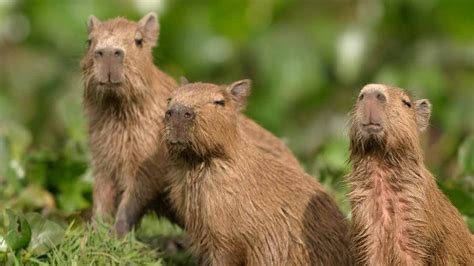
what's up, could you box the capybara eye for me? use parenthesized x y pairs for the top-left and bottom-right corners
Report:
(402, 99), (412, 108)
(135, 38), (143, 47)
(213, 100), (225, 106)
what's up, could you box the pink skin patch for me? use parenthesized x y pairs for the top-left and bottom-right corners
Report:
(361, 165), (418, 265)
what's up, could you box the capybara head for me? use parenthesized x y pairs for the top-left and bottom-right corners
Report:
(164, 80), (251, 159)
(81, 12), (159, 96)
(349, 84), (431, 155)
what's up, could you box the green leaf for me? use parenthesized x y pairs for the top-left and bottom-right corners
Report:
(24, 212), (65, 256)
(3, 210), (31, 251)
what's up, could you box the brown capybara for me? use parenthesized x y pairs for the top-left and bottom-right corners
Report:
(163, 81), (352, 265)
(81, 13), (301, 236)
(347, 84), (474, 265)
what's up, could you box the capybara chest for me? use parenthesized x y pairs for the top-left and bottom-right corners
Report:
(354, 167), (420, 265)
(90, 118), (162, 178)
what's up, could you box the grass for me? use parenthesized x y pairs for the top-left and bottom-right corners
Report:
(0, 212), (195, 265)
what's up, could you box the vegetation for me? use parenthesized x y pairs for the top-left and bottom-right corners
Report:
(0, 0), (472, 264)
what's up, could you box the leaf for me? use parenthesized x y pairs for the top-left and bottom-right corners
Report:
(3, 210), (31, 251)
(24, 212), (65, 256)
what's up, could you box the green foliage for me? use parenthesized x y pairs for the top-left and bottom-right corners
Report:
(45, 221), (162, 265)
(0, 209), (65, 264)
(2, 210), (32, 253)
(0, 0), (472, 263)
(0, 211), (163, 265)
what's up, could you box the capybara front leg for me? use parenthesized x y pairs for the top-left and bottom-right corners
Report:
(92, 173), (117, 226)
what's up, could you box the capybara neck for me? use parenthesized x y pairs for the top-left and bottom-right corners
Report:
(349, 141), (426, 184)
(168, 129), (241, 168)
(349, 125), (425, 171)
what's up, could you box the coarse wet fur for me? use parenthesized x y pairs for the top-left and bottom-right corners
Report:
(81, 14), (301, 236)
(164, 81), (352, 265)
(347, 84), (474, 265)
(81, 13), (179, 236)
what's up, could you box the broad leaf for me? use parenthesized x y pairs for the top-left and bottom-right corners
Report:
(24, 212), (65, 256)
(3, 210), (31, 251)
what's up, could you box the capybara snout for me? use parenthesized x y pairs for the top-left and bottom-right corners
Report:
(93, 46), (125, 84)
(165, 103), (196, 145)
(357, 85), (387, 134)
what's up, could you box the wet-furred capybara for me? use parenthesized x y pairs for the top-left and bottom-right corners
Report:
(347, 84), (474, 265)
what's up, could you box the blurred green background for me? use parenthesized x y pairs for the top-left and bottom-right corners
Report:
(0, 0), (473, 262)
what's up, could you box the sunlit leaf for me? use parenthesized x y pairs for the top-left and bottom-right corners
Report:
(24, 212), (65, 256)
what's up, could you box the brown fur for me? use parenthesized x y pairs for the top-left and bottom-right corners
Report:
(164, 82), (352, 265)
(81, 14), (301, 236)
(347, 84), (474, 265)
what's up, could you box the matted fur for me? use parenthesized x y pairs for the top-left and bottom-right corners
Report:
(164, 83), (352, 265)
(81, 14), (301, 236)
(347, 84), (474, 265)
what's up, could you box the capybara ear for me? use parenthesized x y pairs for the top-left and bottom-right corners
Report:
(180, 76), (189, 86)
(415, 99), (431, 132)
(138, 12), (159, 47)
(88, 15), (101, 33)
(226, 79), (252, 110)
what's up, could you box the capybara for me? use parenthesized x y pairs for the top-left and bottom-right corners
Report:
(347, 84), (474, 265)
(163, 81), (352, 265)
(81, 13), (301, 236)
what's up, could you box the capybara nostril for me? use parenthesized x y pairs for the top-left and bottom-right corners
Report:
(95, 49), (103, 58)
(168, 104), (195, 122)
(376, 92), (386, 102)
(94, 47), (124, 60)
(184, 111), (194, 120)
(165, 110), (173, 120)
(114, 49), (124, 58)
(359, 93), (365, 101)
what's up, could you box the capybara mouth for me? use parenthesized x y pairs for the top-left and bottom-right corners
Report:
(166, 139), (196, 158)
(167, 139), (191, 147)
(362, 123), (383, 134)
(165, 135), (192, 151)
(98, 81), (122, 87)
